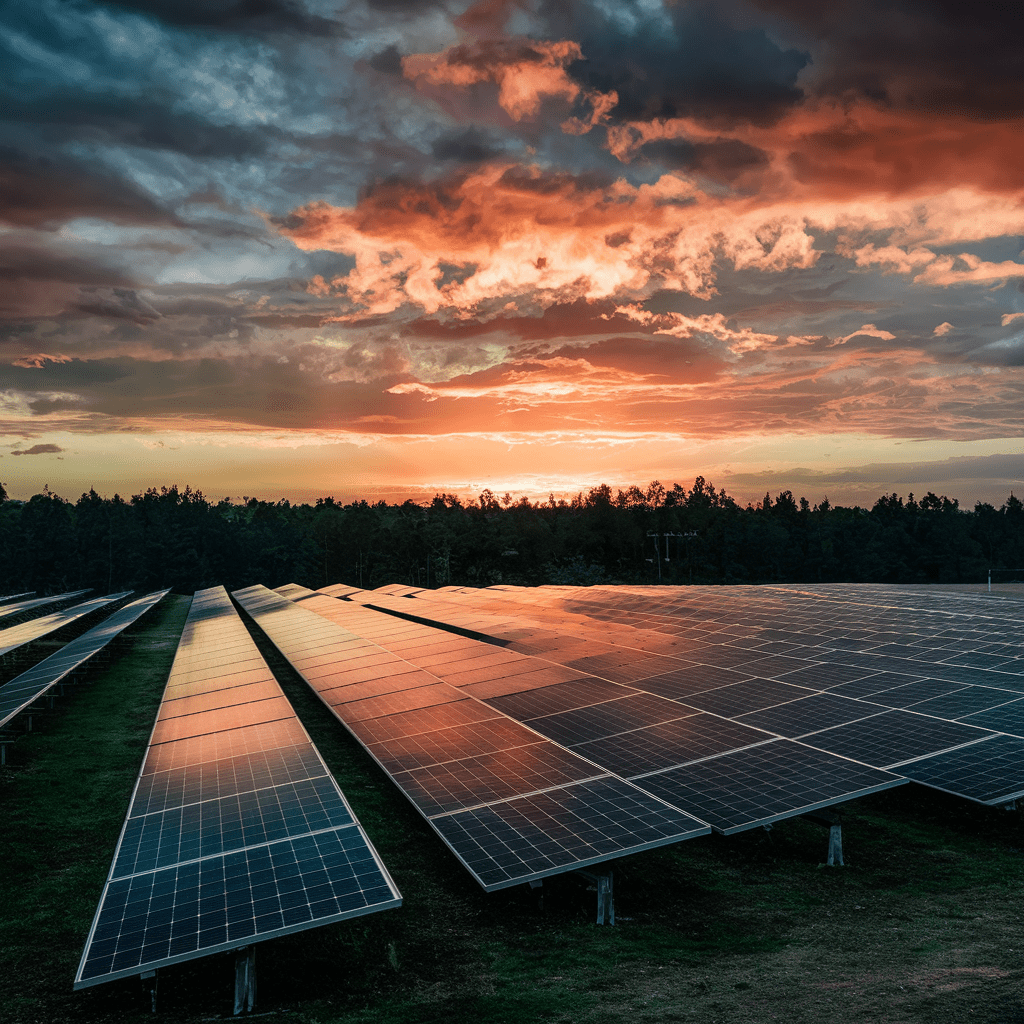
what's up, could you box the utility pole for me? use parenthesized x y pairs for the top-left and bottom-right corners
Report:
(647, 532), (686, 583)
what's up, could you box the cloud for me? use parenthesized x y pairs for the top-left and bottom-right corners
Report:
(837, 324), (896, 344)
(402, 37), (614, 126)
(913, 255), (1024, 288)
(746, 0), (1024, 119)
(933, 322), (953, 336)
(613, 303), (778, 354)
(276, 163), (829, 317)
(0, 150), (177, 230)
(543, 0), (809, 127)
(98, 0), (345, 36)
(11, 443), (63, 456)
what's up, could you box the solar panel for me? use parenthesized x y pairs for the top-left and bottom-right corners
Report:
(902, 685), (1022, 720)
(0, 589), (90, 624)
(232, 585), (711, 889)
(897, 734), (1024, 805)
(275, 587), (912, 841)
(390, 582), (1023, 810)
(572, 714), (774, 778)
(959, 699), (1024, 736)
(75, 587), (400, 990)
(631, 740), (904, 834)
(0, 590), (170, 730)
(735, 693), (888, 738)
(0, 592), (130, 661)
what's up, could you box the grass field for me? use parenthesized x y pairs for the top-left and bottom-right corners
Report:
(1, 592), (1023, 1023)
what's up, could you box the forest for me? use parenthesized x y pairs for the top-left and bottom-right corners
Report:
(1, 478), (1022, 595)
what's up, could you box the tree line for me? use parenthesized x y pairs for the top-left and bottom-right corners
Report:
(1, 478), (1022, 595)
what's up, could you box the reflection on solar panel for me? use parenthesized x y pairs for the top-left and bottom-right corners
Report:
(0, 592), (34, 605)
(0, 589), (91, 624)
(0, 592), (130, 660)
(0, 590), (170, 730)
(255, 587), (916, 860)
(297, 587), (904, 826)
(388, 582), (1024, 806)
(75, 586), (400, 991)
(232, 585), (711, 891)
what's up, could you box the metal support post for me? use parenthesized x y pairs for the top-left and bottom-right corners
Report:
(234, 945), (256, 1015)
(140, 969), (158, 1013)
(576, 869), (615, 925)
(528, 877), (544, 910)
(802, 809), (844, 866)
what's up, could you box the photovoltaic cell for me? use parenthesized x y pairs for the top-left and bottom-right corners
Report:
(899, 686), (1019, 720)
(679, 677), (815, 717)
(959, 699), (1024, 736)
(483, 678), (637, 720)
(760, 708), (993, 771)
(0, 589), (89, 623)
(523, 693), (693, 746)
(75, 587), (400, 990)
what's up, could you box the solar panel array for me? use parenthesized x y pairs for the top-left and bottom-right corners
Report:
(233, 585), (712, 891)
(0, 590), (171, 730)
(383, 582), (1024, 807)
(75, 586), (401, 990)
(0, 592), (130, 661)
(284, 586), (904, 839)
(0, 589), (91, 625)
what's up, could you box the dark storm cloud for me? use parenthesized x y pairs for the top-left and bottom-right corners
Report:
(431, 128), (502, 163)
(748, 0), (1024, 117)
(540, 0), (809, 126)
(0, 150), (177, 230)
(0, 235), (139, 289)
(368, 44), (405, 75)
(639, 138), (769, 182)
(98, 0), (345, 36)
(6, 95), (275, 160)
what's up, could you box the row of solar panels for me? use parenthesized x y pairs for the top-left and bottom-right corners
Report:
(66, 580), (1024, 994)
(0, 590), (169, 731)
(367, 581), (1024, 806)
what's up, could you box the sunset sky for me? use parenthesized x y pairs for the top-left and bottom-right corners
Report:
(2, 0), (1023, 506)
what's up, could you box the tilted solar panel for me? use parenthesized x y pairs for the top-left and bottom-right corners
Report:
(390, 583), (1024, 806)
(267, 586), (909, 842)
(0, 589), (171, 730)
(75, 586), (400, 990)
(232, 585), (710, 891)
(0, 590), (90, 624)
(0, 592), (130, 659)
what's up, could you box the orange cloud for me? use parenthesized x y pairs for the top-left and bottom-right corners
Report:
(402, 38), (616, 129)
(605, 103), (1024, 199)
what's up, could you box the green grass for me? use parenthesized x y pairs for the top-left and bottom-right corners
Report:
(1, 596), (1023, 1023)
